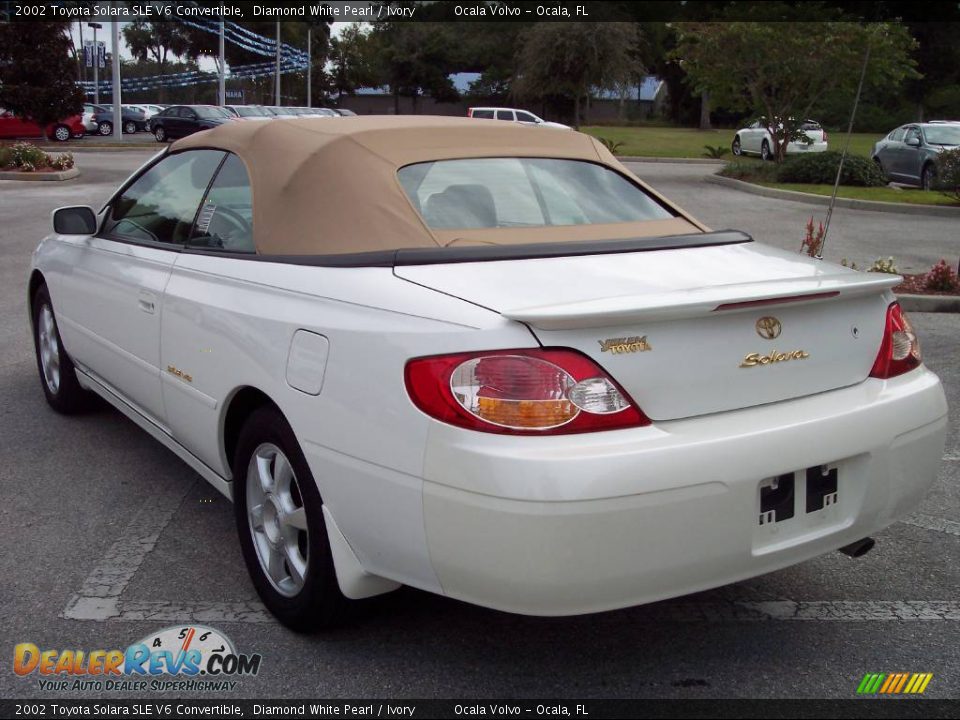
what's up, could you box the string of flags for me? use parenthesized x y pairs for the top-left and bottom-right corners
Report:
(78, 15), (311, 94)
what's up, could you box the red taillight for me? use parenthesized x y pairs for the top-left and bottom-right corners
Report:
(869, 302), (921, 379)
(405, 348), (650, 435)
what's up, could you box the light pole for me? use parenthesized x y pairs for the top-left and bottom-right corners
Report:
(218, 20), (225, 106)
(275, 22), (281, 106)
(88, 22), (102, 104)
(111, 20), (122, 140)
(307, 25), (312, 108)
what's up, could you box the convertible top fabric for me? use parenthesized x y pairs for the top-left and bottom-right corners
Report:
(171, 116), (705, 256)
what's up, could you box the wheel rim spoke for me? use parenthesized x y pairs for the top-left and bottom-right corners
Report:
(284, 544), (307, 588)
(249, 503), (265, 531)
(266, 546), (287, 584)
(255, 451), (276, 493)
(273, 453), (293, 496)
(284, 506), (308, 531)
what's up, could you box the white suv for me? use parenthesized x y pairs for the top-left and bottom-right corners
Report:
(468, 107), (570, 130)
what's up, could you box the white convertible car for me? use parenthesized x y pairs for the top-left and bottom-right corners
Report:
(30, 117), (946, 630)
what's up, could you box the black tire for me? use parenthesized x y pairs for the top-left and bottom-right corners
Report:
(98, 121), (112, 136)
(154, 126), (167, 143)
(123, 121), (137, 135)
(731, 137), (742, 156)
(32, 284), (90, 414)
(233, 405), (348, 631)
(760, 140), (771, 161)
(922, 163), (937, 191)
(51, 124), (71, 142)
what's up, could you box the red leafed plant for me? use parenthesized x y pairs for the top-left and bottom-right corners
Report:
(800, 216), (826, 257)
(924, 259), (959, 292)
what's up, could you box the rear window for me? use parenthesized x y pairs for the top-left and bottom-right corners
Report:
(470, 110), (494, 119)
(398, 158), (674, 229)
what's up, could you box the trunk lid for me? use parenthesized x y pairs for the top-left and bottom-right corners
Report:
(395, 238), (896, 420)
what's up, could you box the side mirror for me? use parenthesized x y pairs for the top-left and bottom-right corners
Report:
(53, 206), (98, 235)
(906, 137), (921, 147)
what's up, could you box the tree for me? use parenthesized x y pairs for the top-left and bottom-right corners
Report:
(369, 22), (459, 113)
(0, 22), (84, 133)
(123, 18), (193, 102)
(512, 23), (644, 129)
(672, 5), (918, 161)
(329, 24), (380, 99)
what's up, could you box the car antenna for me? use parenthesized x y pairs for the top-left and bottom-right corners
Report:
(817, 38), (871, 260)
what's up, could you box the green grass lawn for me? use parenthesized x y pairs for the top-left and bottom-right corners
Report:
(757, 182), (960, 206)
(581, 125), (882, 160)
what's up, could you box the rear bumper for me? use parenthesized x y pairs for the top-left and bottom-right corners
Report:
(787, 140), (828, 154)
(421, 368), (947, 615)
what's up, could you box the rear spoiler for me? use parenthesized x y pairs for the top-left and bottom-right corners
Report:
(187, 229), (753, 268)
(503, 273), (900, 330)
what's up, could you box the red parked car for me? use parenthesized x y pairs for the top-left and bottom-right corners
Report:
(0, 110), (86, 142)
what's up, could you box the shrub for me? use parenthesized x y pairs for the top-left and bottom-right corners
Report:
(935, 148), (960, 201)
(703, 145), (730, 159)
(799, 216), (825, 257)
(867, 257), (899, 274)
(0, 146), (12, 169)
(9, 141), (49, 169)
(51, 152), (74, 171)
(924, 259), (959, 292)
(776, 151), (886, 187)
(596, 137), (624, 154)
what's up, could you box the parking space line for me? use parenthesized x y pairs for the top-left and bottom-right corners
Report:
(902, 513), (960, 537)
(61, 479), (197, 621)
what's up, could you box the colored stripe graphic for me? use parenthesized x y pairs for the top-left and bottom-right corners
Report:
(858, 672), (933, 694)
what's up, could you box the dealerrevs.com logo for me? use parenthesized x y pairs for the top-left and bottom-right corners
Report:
(13, 625), (262, 692)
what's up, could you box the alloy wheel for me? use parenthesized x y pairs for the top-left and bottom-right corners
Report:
(246, 443), (310, 598)
(37, 304), (61, 395)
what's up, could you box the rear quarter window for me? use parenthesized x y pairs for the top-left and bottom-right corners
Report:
(398, 158), (674, 230)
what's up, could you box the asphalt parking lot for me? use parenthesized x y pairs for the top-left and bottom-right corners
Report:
(1, 152), (958, 700)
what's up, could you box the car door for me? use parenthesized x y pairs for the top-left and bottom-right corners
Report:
(48, 150), (226, 427)
(178, 106), (200, 136)
(161, 152), (256, 469)
(889, 126), (920, 180)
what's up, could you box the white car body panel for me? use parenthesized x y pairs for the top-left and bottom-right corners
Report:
(735, 122), (828, 157)
(29, 142), (947, 617)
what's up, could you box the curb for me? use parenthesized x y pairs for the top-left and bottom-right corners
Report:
(618, 156), (726, 165)
(705, 173), (960, 218)
(0, 167), (80, 181)
(896, 294), (960, 313)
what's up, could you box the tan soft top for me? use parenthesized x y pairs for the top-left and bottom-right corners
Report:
(171, 116), (704, 256)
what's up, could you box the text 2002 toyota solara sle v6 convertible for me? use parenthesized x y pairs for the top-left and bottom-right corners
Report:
(30, 117), (947, 630)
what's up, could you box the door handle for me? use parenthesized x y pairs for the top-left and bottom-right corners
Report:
(138, 289), (156, 314)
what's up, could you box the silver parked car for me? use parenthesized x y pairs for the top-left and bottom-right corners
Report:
(872, 122), (960, 190)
